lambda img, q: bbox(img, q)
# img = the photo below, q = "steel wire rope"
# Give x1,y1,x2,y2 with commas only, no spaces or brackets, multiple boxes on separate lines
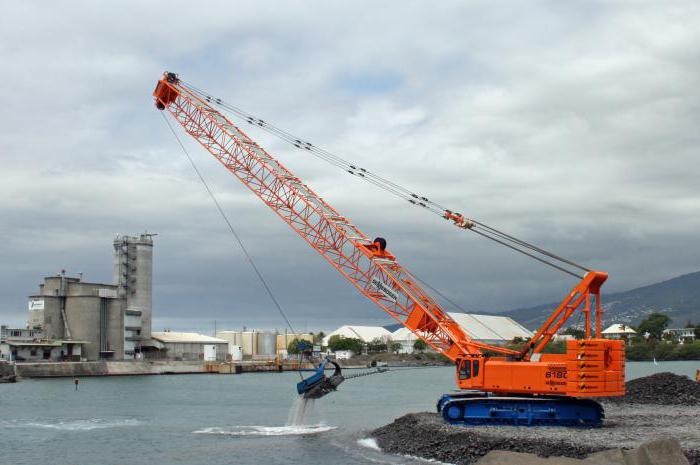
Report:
183,82,442,211
178,80,590,278
409,273,471,314
160,112,305,379
404,272,511,341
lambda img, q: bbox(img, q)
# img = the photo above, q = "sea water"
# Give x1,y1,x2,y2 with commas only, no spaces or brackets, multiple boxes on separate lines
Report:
0,361,696,465
191,396,333,437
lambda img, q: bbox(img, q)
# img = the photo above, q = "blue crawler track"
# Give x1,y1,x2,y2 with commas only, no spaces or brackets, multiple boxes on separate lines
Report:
437,393,603,427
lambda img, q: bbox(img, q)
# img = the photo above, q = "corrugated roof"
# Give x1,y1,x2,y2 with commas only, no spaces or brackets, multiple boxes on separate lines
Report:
602,324,636,334
322,325,392,345
2,340,89,347
328,315,531,345
447,313,532,341
392,327,418,341
390,314,531,342
151,332,228,344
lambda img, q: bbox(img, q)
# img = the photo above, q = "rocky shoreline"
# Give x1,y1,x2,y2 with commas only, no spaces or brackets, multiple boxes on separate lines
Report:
372,409,700,465
371,373,700,465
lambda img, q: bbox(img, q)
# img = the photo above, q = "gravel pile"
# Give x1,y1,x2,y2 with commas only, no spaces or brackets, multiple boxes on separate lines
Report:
371,404,700,465
615,372,700,405
372,413,605,465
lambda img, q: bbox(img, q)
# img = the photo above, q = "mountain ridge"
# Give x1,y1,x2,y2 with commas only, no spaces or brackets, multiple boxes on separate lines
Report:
501,270,700,330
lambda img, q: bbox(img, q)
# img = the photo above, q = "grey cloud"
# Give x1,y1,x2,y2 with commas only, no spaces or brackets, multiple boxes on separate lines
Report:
1,1,698,331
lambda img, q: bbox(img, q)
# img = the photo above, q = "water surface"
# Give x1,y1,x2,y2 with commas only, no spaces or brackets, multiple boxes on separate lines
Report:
1,361,696,465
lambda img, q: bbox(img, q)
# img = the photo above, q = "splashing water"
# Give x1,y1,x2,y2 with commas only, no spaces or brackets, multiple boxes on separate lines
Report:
193,424,335,436
286,395,315,426
192,396,331,437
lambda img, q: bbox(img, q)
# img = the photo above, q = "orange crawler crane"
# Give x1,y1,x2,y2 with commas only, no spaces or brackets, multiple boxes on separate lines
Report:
153,72,624,426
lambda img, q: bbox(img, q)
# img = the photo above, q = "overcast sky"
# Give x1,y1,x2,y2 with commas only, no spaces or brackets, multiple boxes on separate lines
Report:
1,1,698,333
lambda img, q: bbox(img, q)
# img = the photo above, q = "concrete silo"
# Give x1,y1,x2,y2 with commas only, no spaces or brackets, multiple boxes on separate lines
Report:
113,233,154,341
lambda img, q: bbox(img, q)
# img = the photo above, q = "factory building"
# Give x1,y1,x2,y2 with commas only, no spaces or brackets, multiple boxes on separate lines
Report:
23,233,155,361
150,331,228,361
28,273,126,360
0,325,85,362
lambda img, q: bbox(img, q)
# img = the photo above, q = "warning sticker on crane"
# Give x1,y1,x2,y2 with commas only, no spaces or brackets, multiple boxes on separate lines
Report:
371,278,398,303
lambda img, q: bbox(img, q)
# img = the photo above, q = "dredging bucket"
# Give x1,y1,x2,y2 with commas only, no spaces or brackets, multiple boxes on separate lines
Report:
296,357,344,399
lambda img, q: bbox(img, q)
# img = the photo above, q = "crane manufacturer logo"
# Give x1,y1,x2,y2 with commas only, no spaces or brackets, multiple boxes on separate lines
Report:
371,278,398,303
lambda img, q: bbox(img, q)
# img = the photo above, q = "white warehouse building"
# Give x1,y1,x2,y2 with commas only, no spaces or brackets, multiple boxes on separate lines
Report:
328,314,532,354
446,313,532,345
322,325,392,346
150,331,228,361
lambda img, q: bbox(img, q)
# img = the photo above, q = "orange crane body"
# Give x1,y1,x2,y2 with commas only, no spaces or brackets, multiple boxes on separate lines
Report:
153,72,624,424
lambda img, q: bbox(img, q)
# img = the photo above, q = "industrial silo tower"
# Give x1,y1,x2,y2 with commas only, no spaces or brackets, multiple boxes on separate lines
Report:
113,233,154,341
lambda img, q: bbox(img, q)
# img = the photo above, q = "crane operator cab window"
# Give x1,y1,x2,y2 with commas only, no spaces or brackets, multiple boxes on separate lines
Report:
458,359,480,380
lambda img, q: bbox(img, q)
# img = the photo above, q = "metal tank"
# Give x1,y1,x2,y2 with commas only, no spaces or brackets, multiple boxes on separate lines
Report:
216,330,243,346
216,331,244,359
276,333,313,351
240,331,258,357
256,331,277,356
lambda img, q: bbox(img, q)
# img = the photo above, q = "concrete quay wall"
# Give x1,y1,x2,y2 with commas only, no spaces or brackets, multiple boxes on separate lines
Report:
1,361,17,379
14,360,313,378
15,360,209,378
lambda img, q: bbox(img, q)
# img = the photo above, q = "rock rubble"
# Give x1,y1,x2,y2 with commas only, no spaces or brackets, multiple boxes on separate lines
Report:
371,373,700,464
611,372,700,405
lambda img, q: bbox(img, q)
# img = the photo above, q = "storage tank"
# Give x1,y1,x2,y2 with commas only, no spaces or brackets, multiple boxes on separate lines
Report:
216,330,243,347
276,333,313,351
276,334,290,352
240,331,258,356
256,331,277,356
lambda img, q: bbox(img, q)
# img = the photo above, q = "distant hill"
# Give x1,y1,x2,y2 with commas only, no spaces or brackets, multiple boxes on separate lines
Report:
502,271,700,330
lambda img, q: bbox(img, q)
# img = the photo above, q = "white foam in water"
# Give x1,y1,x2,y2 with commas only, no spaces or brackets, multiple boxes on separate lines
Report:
0,418,141,431
193,395,333,437
193,425,336,436
357,437,457,465
357,437,381,451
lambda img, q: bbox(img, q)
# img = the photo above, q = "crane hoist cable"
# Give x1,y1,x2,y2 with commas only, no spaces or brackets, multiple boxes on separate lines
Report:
179,80,590,279
161,112,306,380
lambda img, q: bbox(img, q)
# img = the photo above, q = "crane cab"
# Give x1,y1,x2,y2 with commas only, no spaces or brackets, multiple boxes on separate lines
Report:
456,357,484,387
